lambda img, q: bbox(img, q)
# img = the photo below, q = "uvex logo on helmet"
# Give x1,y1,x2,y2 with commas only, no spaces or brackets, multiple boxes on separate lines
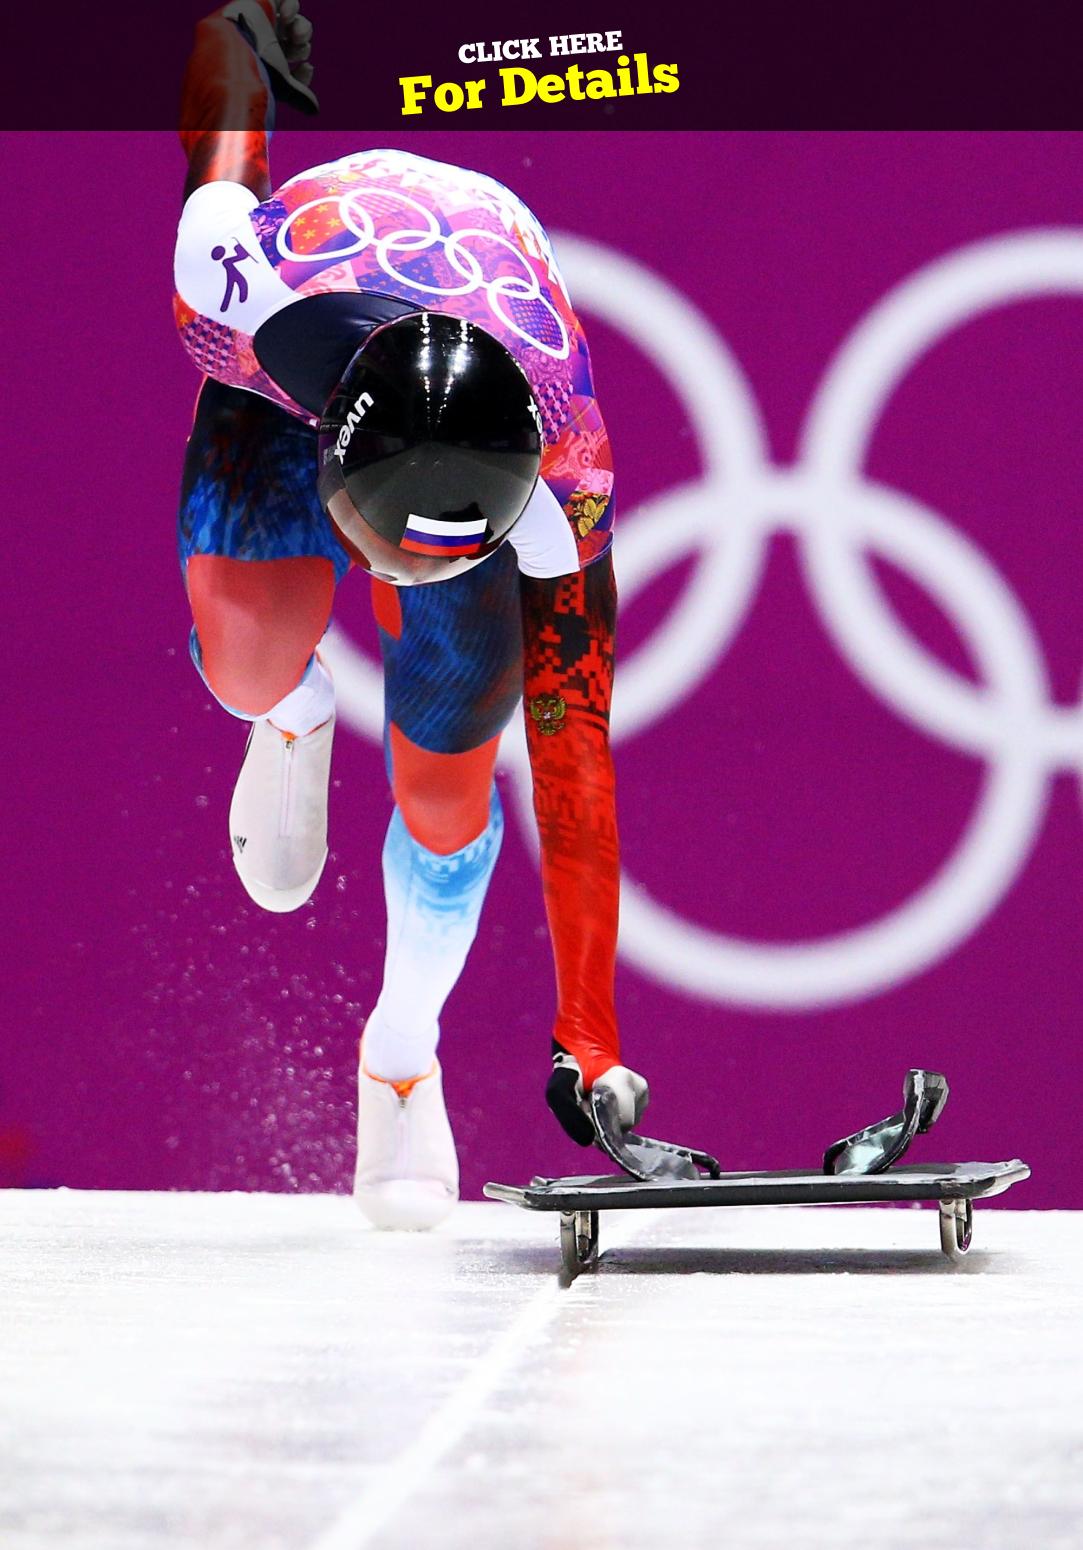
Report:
334,392,375,463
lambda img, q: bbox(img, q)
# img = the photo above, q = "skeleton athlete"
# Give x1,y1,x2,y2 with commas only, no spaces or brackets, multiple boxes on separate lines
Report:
175,0,649,1226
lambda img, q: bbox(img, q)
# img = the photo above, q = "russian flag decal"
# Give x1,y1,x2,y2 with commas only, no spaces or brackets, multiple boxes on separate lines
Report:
401,513,488,557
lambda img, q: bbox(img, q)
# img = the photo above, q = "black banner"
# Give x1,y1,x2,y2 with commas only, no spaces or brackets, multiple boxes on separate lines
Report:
9,1,1083,130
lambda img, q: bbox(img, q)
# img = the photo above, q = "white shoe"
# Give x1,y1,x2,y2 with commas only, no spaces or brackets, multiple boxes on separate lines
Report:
228,716,333,913
354,1059,459,1230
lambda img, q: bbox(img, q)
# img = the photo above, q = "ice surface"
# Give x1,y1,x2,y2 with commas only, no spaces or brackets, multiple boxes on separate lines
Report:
1,1191,1081,1549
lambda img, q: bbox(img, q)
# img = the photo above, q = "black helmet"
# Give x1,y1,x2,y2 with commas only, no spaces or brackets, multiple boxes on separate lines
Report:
317,311,542,585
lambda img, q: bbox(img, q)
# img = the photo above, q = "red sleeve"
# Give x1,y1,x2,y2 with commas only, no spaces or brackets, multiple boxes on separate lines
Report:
520,552,621,1091
179,4,275,200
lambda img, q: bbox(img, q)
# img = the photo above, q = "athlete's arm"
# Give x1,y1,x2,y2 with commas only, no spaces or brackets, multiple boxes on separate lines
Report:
179,0,315,201
520,552,628,1099
510,377,639,1135
174,0,321,417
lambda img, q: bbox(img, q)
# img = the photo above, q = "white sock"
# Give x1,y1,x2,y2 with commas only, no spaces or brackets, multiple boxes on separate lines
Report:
266,655,334,737
361,1011,440,1086
362,792,504,1082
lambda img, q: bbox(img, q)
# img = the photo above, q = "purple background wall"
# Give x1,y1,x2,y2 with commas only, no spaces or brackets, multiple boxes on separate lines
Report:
4,131,1081,1204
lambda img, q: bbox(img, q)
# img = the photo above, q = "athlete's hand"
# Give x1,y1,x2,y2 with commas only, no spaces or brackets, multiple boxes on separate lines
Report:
546,1044,649,1147
220,0,319,112
272,0,315,86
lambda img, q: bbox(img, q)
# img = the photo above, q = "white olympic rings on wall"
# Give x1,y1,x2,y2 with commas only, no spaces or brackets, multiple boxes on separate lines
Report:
324,227,1083,1011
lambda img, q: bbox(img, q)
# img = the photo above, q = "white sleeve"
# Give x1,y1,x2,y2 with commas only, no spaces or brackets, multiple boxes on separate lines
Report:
505,478,579,578
173,181,294,334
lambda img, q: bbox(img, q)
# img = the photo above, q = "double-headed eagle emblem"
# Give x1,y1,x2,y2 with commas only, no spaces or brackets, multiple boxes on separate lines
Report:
529,694,567,735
